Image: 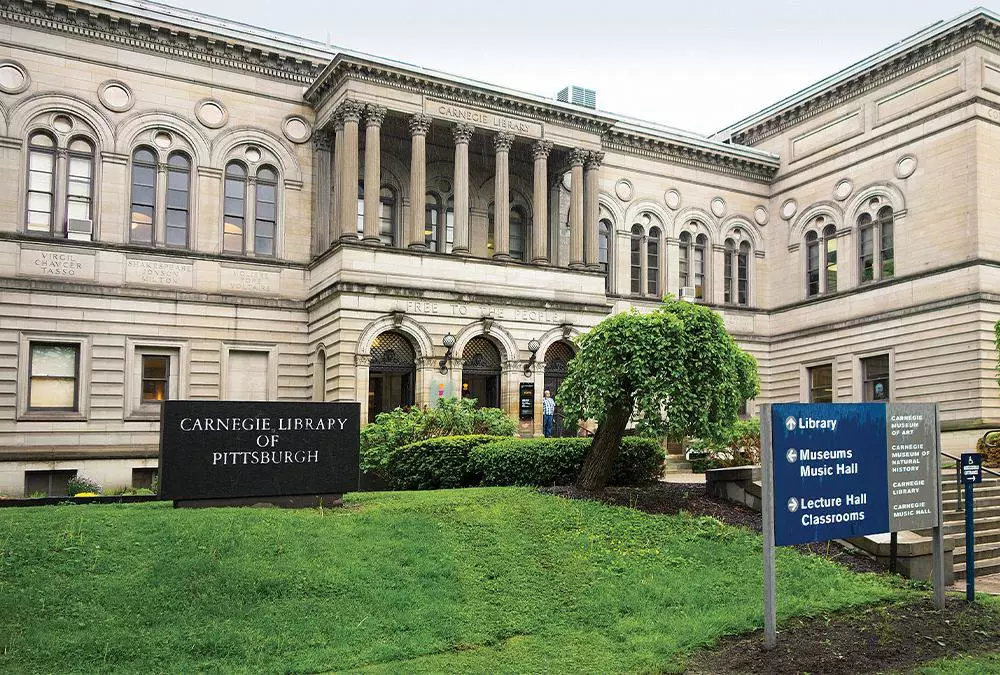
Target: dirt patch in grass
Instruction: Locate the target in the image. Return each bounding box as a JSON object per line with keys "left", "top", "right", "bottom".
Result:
{"left": 543, "top": 482, "right": 883, "bottom": 574}
{"left": 685, "top": 597, "right": 1000, "bottom": 674}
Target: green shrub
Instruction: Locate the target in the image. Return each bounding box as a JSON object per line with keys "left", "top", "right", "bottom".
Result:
{"left": 976, "top": 431, "right": 1000, "bottom": 467}
{"left": 688, "top": 417, "right": 760, "bottom": 469}
{"left": 384, "top": 435, "right": 505, "bottom": 490}
{"left": 66, "top": 475, "right": 102, "bottom": 496}
{"left": 361, "top": 397, "right": 517, "bottom": 480}
{"left": 471, "top": 437, "right": 664, "bottom": 487}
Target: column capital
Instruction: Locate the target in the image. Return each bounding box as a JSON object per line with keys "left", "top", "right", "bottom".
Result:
{"left": 494, "top": 131, "right": 515, "bottom": 153}
{"left": 156, "top": 162, "right": 168, "bottom": 174}
{"left": 452, "top": 123, "right": 474, "bottom": 145}
{"left": 312, "top": 132, "right": 332, "bottom": 153}
{"left": 365, "top": 104, "right": 387, "bottom": 128}
{"left": 585, "top": 150, "right": 605, "bottom": 170}
{"left": 532, "top": 140, "right": 553, "bottom": 160}
{"left": 408, "top": 113, "right": 432, "bottom": 137}
{"left": 337, "top": 99, "right": 365, "bottom": 123}
{"left": 568, "top": 147, "right": 587, "bottom": 167}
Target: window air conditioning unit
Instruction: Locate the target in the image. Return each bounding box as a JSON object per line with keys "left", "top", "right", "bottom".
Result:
{"left": 66, "top": 218, "right": 93, "bottom": 241}
{"left": 679, "top": 286, "right": 696, "bottom": 302}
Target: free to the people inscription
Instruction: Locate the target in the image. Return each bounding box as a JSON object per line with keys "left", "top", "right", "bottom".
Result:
{"left": 159, "top": 400, "right": 360, "bottom": 501}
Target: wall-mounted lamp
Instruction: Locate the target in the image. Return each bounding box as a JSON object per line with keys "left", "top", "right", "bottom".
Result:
{"left": 524, "top": 338, "right": 541, "bottom": 377}
{"left": 439, "top": 332, "right": 456, "bottom": 374}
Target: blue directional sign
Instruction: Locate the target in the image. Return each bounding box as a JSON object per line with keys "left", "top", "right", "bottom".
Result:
{"left": 771, "top": 403, "right": 891, "bottom": 546}
{"left": 962, "top": 453, "right": 983, "bottom": 485}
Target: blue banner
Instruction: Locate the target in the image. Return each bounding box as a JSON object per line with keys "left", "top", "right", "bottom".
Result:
{"left": 771, "top": 403, "right": 890, "bottom": 546}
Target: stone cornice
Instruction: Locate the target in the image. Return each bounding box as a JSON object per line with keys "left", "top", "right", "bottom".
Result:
{"left": 0, "top": 0, "right": 324, "bottom": 84}
{"left": 723, "top": 15, "right": 1000, "bottom": 146}
{"left": 304, "top": 56, "right": 618, "bottom": 136}
{"left": 602, "top": 128, "right": 780, "bottom": 184}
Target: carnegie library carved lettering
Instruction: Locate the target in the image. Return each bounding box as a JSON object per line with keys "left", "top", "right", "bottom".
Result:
{"left": 424, "top": 100, "right": 542, "bottom": 138}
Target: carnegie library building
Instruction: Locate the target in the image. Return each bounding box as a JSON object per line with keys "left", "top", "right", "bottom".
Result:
{"left": 1, "top": 0, "right": 999, "bottom": 495}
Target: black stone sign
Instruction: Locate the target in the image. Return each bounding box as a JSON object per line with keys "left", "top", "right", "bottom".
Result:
{"left": 519, "top": 382, "right": 535, "bottom": 420}
{"left": 158, "top": 400, "right": 360, "bottom": 501}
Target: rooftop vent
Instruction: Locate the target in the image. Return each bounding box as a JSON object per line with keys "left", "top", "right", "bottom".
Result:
{"left": 556, "top": 86, "right": 597, "bottom": 110}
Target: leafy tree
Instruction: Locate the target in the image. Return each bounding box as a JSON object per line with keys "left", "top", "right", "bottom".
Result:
{"left": 557, "top": 299, "right": 759, "bottom": 491}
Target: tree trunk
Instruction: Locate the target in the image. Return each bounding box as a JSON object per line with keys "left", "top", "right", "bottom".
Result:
{"left": 575, "top": 402, "right": 632, "bottom": 491}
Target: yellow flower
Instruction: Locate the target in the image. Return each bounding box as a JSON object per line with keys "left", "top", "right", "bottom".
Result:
{"left": 73, "top": 492, "right": 99, "bottom": 497}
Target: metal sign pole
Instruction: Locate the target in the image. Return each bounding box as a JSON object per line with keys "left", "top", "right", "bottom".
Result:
{"left": 932, "top": 404, "right": 944, "bottom": 610}
{"left": 965, "top": 480, "right": 975, "bottom": 602}
{"left": 760, "top": 405, "right": 777, "bottom": 650}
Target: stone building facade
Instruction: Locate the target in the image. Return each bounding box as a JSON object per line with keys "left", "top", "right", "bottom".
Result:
{"left": 0, "top": 0, "right": 998, "bottom": 495}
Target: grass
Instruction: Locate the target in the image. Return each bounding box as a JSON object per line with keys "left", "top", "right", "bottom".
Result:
{"left": 0, "top": 487, "right": 912, "bottom": 673}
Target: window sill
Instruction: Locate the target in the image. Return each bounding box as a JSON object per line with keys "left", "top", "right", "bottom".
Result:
{"left": 18, "top": 410, "right": 87, "bottom": 422}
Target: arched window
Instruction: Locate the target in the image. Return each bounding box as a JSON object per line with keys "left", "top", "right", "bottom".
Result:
{"left": 510, "top": 206, "right": 526, "bottom": 261}
{"left": 630, "top": 224, "right": 643, "bottom": 295}
{"left": 26, "top": 132, "right": 56, "bottom": 234}
{"left": 823, "top": 223, "right": 837, "bottom": 292}
{"left": 806, "top": 231, "right": 820, "bottom": 296}
{"left": 857, "top": 199, "right": 895, "bottom": 283}
{"left": 724, "top": 235, "right": 752, "bottom": 306}
{"left": 724, "top": 238, "right": 736, "bottom": 303}
{"left": 425, "top": 192, "right": 441, "bottom": 250}
{"left": 647, "top": 226, "right": 661, "bottom": 296}
{"left": 254, "top": 166, "right": 277, "bottom": 256}
{"left": 679, "top": 231, "right": 691, "bottom": 291}
{"left": 462, "top": 336, "right": 501, "bottom": 409}
{"left": 379, "top": 186, "right": 396, "bottom": 247}
{"left": 165, "top": 152, "right": 190, "bottom": 248}
{"left": 66, "top": 138, "right": 95, "bottom": 224}
{"left": 223, "top": 161, "right": 247, "bottom": 253}
{"left": 598, "top": 219, "right": 611, "bottom": 292}
{"left": 369, "top": 331, "right": 416, "bottom": 416}
{"left": 129, "top": 147, "right": 156, "bottom": 245}
{"left": 679, "top": 228, "right": 708, "bottom": 300}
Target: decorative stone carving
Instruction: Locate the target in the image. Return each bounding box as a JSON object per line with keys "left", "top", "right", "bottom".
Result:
{"left": 585, "top": 151, "right": 604, "bottom": 169}
{"left": 568, "top": 148, "right": 587, "bottom": 167}
{"left": 0, "top": 60, "right": 29, "bottom": 95}
{"left": 710, "top": 197, "right": 727, "bottom": 218}
{"left": 195, "top": 98, "right": 228, "bottom": 129}
{"left": 452, "top": 123, "right": 474, "bottom": 144}
{"left": 244, "top": 146, "right": 261, "bottom": 163}
{"left": 282, "top": 116, "right": 312, "bottom": 144}
{"left": 311, "top": 132, "right": 332, "bottom": 153}
{"left": 338, "top": 99, "right": 365, "bottom": 123}
{"left": 754, "top": 206, "right": 769, "bottom": 226}
{"left": 364, "top": 104, "right": 387, "bottom": 127}
{"left": 531, "top": 139, "right": 553, "bottom": 159}
{"left": 834, "top": 178, "right": 854, "bottom": 201}
{"left": 615, "top": 179, "right": 634, "bottom": 202}
{"left": 408, "top": 113, "right": 432, "bottom": 136}
{"left": 97, "top": 80, "right": 134, "bottom": 112}
{"left": 780, "top": 199, "right": 798, "bottom": 220}
{"left": 664, "top": 189, "right": 681, "bottom": 210}
{"left": 895, "top": 154, "right": 918, "bottom": 179}
{"left": 493, "top": 131, "right": 515, "bottom": 152}
{"left": 153, "top": 131, "right": 173, "bottom": 149}
{"left": 482, "top": 317, "right": 494, "bottom": 333}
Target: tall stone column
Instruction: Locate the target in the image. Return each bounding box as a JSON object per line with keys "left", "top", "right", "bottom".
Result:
{"left": 362, "top": 104, "right": 387, "bottom": 245}
{"left": 568, "top": 148, "right": 586, "bottom": 268}
{"left": 53, "top": 148, "right": 68, "bottom": 236}
{"left": 451, "top": 123, "right": 474, "bottom": 254}
{"left": 338, "top": 99, "right": 364, "bottom": 241}
{"left": 584, "top": 150, "right": 604, "bottom": 270}
{"left": 492, "top": 132, "right": 514, "bottom": 260}
{"left": 531, "top": 140, "right": 553, "bottom": 264}
{"left": 408, "top": 113, "right": 432, "bottom": 249}
{"left": 154, "top": 161, "right": 168, "bottom": 245}
{"left": 330, "top": 115, "right": 344, "bottom": 248}
{"left": 311, "top": 132, "right": 332, "bottom": 254}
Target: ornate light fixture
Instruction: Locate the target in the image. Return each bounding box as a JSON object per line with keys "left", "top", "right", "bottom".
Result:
{"left": 524, "top": 337, "right": 541, "bottom": 377}
{"left": 439, "top": 332, "right": 456, "bottom": 374}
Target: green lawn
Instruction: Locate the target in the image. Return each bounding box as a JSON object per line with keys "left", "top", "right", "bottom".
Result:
{"left": 0, "top": 488, "right": 910, "bottom": 673}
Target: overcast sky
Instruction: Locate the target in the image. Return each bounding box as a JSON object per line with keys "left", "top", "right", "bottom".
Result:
{"left": 169, "top": 0, "right": 999, "bottom": 135}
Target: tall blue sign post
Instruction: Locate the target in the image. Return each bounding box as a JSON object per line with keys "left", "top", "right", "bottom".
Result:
{"left": 961, "top": 452, "right": 982, "bottom": 601}
{"left": 761, "top": 402, "right": 944, "bottom": 649}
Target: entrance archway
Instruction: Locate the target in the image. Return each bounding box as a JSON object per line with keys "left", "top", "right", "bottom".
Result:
{"left": 461, "top": 336, "right": 501, "bottom": 408}
{"left": 544, "top": 340, "right": 576, "bottom": 437}
{"left": 368, "top": 331, "right": 415, "bottom": 417}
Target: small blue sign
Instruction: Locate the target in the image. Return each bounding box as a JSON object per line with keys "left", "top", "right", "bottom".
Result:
{"left": 771, "top": 403, "right": 890, "bottom": 546}
{"left": 962, "top": 453, "right": 983, "bottom": 485}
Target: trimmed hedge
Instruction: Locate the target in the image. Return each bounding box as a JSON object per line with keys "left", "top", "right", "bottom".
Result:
{"left": 471, "top": 436, "right": 664, "bottom": 487}
{"left": 383, "top": 435, "right": 504, "bottom": 490}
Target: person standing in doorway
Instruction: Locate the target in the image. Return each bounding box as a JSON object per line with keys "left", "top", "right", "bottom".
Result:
{"left": 542, "top": 388, "right": 556, "bottom": 438}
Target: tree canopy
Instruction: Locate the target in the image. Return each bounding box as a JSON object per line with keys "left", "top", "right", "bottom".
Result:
{"left": 557, "top": 299, "right": 760, "bottom": 490}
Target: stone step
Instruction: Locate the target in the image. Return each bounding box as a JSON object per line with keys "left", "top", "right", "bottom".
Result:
{"left": 942, "top": 504, "right": 1000, "bottom": 524}
{"left": 954, "top": 541, "right": 1000, "bottom": 565}
{"left": 941, "top": 514, "right": 1000, "bottom": 536}
{"left": 662, "top": 457, "right": 693, "bottom": 474}
{"left": 954, "top": 555, "right": 1000, "bottom": 580}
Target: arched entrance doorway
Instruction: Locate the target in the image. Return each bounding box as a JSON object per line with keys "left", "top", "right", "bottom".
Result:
{"left": 544, "top": 340, "right": 576, "bottom": 437}
{"left": 368, "top": 331, "right": 415, "bottom": 417}
{"left": 461, "top": 336, "right": 501, "bottom": 408}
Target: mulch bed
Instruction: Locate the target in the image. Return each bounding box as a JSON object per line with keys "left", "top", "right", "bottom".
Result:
{"left": 543, "top": 481, "right": 1000, "bottom": 673}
